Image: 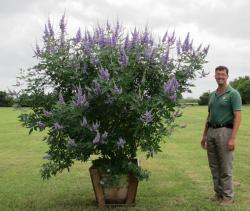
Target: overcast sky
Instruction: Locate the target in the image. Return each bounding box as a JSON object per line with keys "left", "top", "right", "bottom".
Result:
{"left": 1, "top": 0, "right": 250, "bottom": 98}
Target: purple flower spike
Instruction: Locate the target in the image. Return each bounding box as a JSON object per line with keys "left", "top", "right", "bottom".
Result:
{"left": 119, "top": 48, "right": 129, "bottom": 66}
{"left": 113, "top": 85, "right": 122, "bottom": 95}
{"left": 73, "top": 86, "right": 89, "bottom": 108}
{"left": 144, "top": 47, "right": 155, "bottom": 61}
{"left": 140, "top": 110, "right": 154, "bottom": 124}
{"left": 43, "top": 24, "right": 49, "bottom": 41}
{"left": 34, "top": 43, "right": 41, "bottom": 57}
{"left": 67, "top": 137, "right": 77, "bottom": 148}
{"left": 99, "top": 68, "right": 110, "bottom": 81}
{"left": 37, "top": 121, "right": 46, "bottom": 129}
{"left": 93, "top": 131, "right": 101, "bottom": 144}
{"left": 131, "top": 27, "right": 139, "bottom": 47}
{"left": 176, "top": 38, "right": 182, "bottom": 55}
{"left": 59, "top": 13, "right": 66, "bottom": 34}
{"left": 75, "top": 28, "right": 81, "bottom": 44}
{"left": 117, "top": 138, "right": 126, "bottom": 149}
{"left": 141, "top": 28, "right": 150, "bottom": 45}
{"left": 124, "top": 34, "right": 130, "bottom": 49}
{"left": 44, "top": 110, "right": 53, "bottom": 117}
{"left": 203, "top": 44, "right": 210, "bottom": 55}
{"left": 92, "top": 121, "right": 100, "bottom": 132}
{"left": 162, "top": 30, "right": 168, "bottom": 43}
{"left": 54, "top": 122, "right": 64, "bottom": 130}
{"left": 93, "top": 81, "right": 101, "bottom": 95}
{"left": 80, "top": 116, "right": 88, "bottom": 127}
{"left": 168, "top": 30, "right": 176, "bottom": 45}
{"left": 102, "top": 131, "right": 108, "bottom": 140}
{"left": 164, "top": 77, "right": 179, "bottom": 95}
{"left": 48, "top": 18, "right": 54, "bottom": 37}
{"left": 58, "top": 92, "right": 65, "bottom": 104}
{"left": 161, "top": 49, "right": 169, "bottom": 65}
{"left": 164, "top": 77, "right": 179, "bottom": 102}
{"left": 174, "top": 109, "right": 182, "bottom": 117}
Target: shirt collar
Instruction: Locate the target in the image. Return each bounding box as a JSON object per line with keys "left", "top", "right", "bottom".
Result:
{"left": 215, "top": 85, "right": 232, "bottom": 96}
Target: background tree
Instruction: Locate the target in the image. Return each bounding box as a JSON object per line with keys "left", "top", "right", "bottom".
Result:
{"left": 0, "top": 91, "right": 14, "bottom": 107}
{"left": 230, "top": 76, "right": 250, "bottom": 104}
{"left": 198, "top": 91, "right": 210, "bottom": 105}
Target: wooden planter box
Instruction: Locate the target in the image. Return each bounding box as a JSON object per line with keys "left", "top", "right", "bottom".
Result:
{"left": 89, "top": 161, "right": 139, "bottom": 208}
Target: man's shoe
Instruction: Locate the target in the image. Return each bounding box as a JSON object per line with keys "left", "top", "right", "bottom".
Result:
{"left": 220, "top": 197, "right": 234, "bottom": 205}
{"left": 209, "top": 195, "right": 222, "bottom": 202}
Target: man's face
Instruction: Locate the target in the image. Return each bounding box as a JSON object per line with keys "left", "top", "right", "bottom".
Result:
{"left": 215, "top": 69, "right": 228, "bottom": 85}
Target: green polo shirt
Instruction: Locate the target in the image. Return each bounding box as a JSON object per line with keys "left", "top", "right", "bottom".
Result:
{"left": 208, "top": 85, "right": 242, "bottom": 125}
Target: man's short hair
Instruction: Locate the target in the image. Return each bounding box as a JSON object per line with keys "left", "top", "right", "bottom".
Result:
{"left": 215, "top": 65, "right": 229, "bottom": 75}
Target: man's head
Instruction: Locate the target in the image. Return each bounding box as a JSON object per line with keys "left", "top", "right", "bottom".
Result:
{"left": 215, "top": 65, "right": 229, "bottom": 86}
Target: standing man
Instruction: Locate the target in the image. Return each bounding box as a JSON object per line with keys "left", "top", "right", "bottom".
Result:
{"left": 201, "top": 66, "right": 242, "bottom": 205}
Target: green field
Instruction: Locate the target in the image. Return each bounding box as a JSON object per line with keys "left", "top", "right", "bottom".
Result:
{"left": 1, "top": 106, "right": 250, "bottom": 211}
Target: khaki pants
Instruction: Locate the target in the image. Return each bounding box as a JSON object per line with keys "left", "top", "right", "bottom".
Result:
{"left": 206, "top": 127, "right": 234, "bottom": 199}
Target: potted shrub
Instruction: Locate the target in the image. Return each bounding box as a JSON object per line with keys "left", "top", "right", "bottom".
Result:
{"left": 15, "top": 14, "right": 209, "bottom": 207}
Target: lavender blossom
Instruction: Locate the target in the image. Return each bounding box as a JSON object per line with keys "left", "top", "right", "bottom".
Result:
{"left": 119, "top": 48, "right": 129, "bottom": 66}
{"left": 117, "top": 138, "right": 126, "bottom": 149}
{"left": 90, "top": 55, "right": 99, "bottom": 65}
{"left": 93, "top": 131, "right": 101, "bottom": 144}
{"left": 58, "top": 92, "right": 65, "bottom": 104}
{"left": 59, "top": 13, "right": 66, "bottom": 34}
{"left": 174, "top": 109, "right": 182, "bottom": 117}
{"left": 182, "top": 32, "right": 192, "bottom": 52}
{"left": 59, "top": 13, "right": 66, "bottom": 47}
{"left": 54, "top": 122, "right": 64, "bottom": 130}
{"left": 75, "top": 28, "right": 81, "bottom": 44}
{"left": 37, "top": 121, "right": 46, "bottom": 129}
{"left": 113, "top": 85, "right": 122, "bottom": 95}
{"left": 48, "top": 18, "right": 54, "bottom": 37}
{"left": 93, "top": 81, "right": 101, "bottom": 95}
{"left": 124, "top": 34, "right": 130, "bottom": 49}
{"left": 203, "top": 44, "right": 210, "bottom": 55}
{"left": 34, "top": 43, "right": 41, "bottom": 57}
{"left": 167, "top": 31, "right": 176, "bottom": 45}
{"left": 161, "top": 49, "right": 169, "bottom": 65}
{"left": 162, "top": 30, "right": 168, "bottom": 43}
{"left": 141, "top": 28, "right": 150, "bottom": 45}
{"left": 144, "top": 47, "right": 155, "bottom": 61}
{"left": 111, "top": 31, "right": 118, "bottom": 47}
{"left": 106, "top": 20, "right": 111, "bottom": 31}
{"left": 140, "top": 110, "right": 154, "bottom": 124}
{"left": 43, "top": 24, "right": 49, "bottom": 40}
{"left": 99, "top": 68, "right": 110, "bottom": 80}
{"left": 131, "top": 27, "right": 139, "bottom": 47}
{"left": 102, "top": 131, "right": 108, "bottom": 140}
{"left": 92, "top": 121, "right": 100, "bottom": 132}
{"left": 196, "top": 44, "right": 202, "bottom": 52}
{"left": 163, "top": 77, "right": 179, "bottom": 95}
{"left": 80, "top": 116, "right": 88, "bottom": 127}
{"left": 176, "top": 38, "right": 181, "bottom": 55}
{"left": 44, "top": 110, "right": 53, "bottom": 117}
{"left": 67, "top": 137, "right": 77, "bottom": 148}
{"left": 73, "top": 86, "right": 89, "bottom": 107}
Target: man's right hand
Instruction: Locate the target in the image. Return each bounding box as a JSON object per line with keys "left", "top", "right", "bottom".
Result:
{"left": 201, "top": 137, "right": 207, "bottom": 150}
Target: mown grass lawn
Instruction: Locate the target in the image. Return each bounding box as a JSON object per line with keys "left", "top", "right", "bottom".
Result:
{"left": 0, "top": 106, "right": 250, "bottom": 211}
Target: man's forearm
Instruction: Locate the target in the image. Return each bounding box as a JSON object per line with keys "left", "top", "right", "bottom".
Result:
{"left": 202, "top": 114, "right": 210, "bottom": 139}
{"left": 230, "top": 112, "right": 241, "bottom": 140}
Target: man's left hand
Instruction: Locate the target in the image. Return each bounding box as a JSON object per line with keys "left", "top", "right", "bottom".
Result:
{"left": 228, "top": 138, "right": 235, "bottom": 151}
